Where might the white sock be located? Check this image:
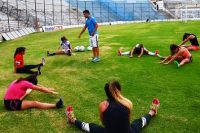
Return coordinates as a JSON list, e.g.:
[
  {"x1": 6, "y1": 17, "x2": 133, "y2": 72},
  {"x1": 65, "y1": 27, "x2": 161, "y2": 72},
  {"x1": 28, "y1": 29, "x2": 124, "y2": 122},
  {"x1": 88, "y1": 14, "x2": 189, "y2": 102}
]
[
  {"x1": 148, "y1": 51, "x2": 155, "y2": 56},
  {"x1": 82, "y1": 122, "x2": 90, "y2": 132},
  {"x1": 141, "y1": 117, "x2": 147, "y2": 128},
  {"x1": 122, "y1": 51, "x2": 130, "y2": 56}
]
